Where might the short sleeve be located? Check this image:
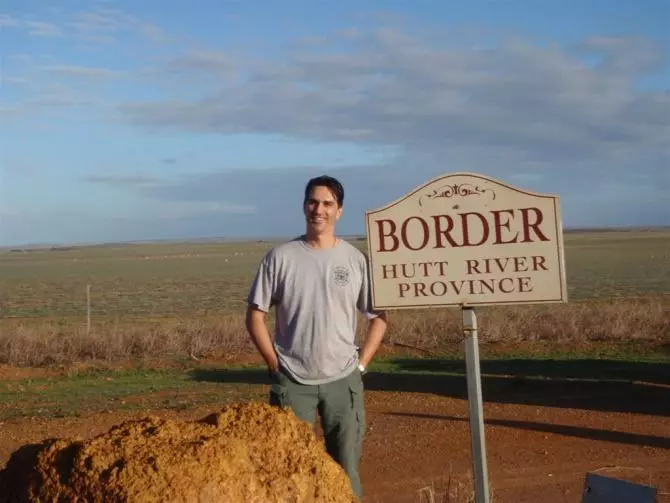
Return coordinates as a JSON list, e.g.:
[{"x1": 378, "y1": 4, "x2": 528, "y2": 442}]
[
  {"x1": 247, "y1": 251, "x2": 278, "y2": 312},
  {"x1": 356, "y1": 251, "x2": 381, "y2": 319}
]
